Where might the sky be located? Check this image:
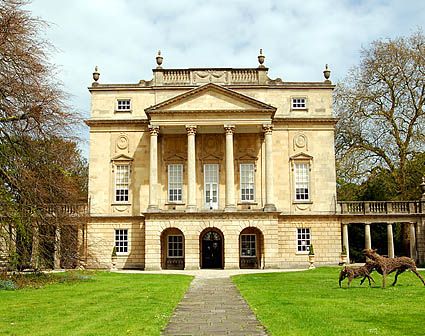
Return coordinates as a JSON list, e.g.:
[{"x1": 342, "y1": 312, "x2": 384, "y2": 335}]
[{"x1": 28, "y1": 0, "x2": 425, "y2": 158}]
